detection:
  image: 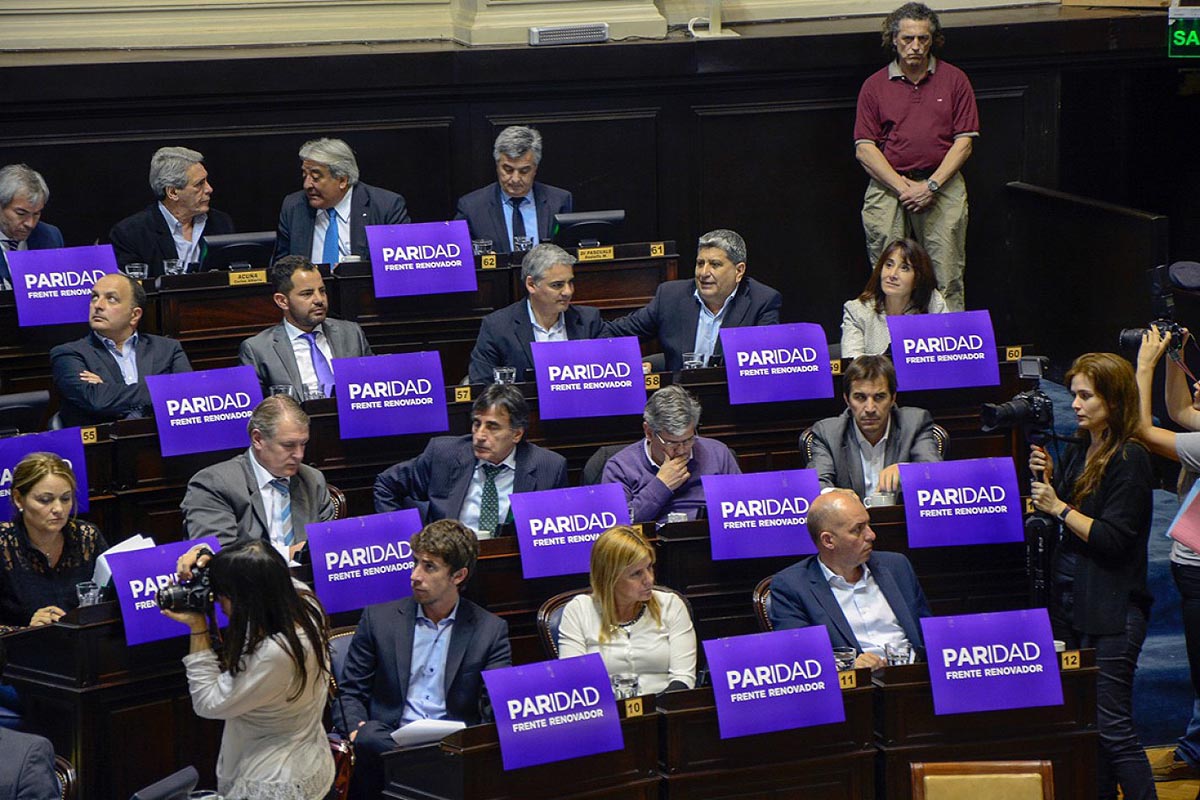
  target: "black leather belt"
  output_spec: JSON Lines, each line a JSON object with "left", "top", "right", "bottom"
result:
{"left": 902, "top": 169, "right": 934, "bottom": 180}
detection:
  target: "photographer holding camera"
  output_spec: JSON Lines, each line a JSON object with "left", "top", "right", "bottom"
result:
{"left": 161, "top": 540, "right": 334, "bottom": 800}
{"left": 1028, "top": 352, "right": 1156, "bottom": 800}
{"left": 1137, "top": 324, "right": 1200, "bottom": 783}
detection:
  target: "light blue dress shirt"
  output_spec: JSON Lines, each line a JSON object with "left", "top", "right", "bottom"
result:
{"left": 94, "top": 330, "right": 140, "bottom": 386}
{"left": 499, "top": 186, "right": 538, "bottom": 250}
{"left": 691, "top": 288, "right": 737, "bottom": 364}
{"left": 458, "top": 448, "right": 518, "bottom": 539}
{"left": 527, "top": 299, "right": 567, "bottom": 342}
{"left": 402, "top": 601, "right": 459, "bottom": 724}
{"left": 311, "top": 188, "right": 353, "bottom": 264}
{"left": 157, "top": 202, "right": 207, "bottom": 268}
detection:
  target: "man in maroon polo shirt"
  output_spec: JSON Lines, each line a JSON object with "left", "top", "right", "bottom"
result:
{"left": 854, "top": 2, "right": 979, "bottom": 312}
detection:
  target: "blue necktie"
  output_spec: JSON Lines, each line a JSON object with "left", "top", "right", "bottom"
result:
{"left": 510, "top": 197, "right": 526, "bottom": 249}
{"left": 322, "top": 208, "right": 340, "bottom": 264}
{"left": 301, "top": 331, "right": 335, "bottom": 396}
{"left": 270, "top": 478, "right": 294, "bottom": 547}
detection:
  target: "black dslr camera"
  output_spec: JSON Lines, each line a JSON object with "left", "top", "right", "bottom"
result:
{"left": 156, "top": 563, "right": 214, "bottom": 614}
{"left": 1117, "top": 319, "right": 1184, "bottom": 357}
{"left": 980, "top": 389, "right": 1054, "bottom": 433}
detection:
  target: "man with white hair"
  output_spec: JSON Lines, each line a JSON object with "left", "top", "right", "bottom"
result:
{"left": 109, "top": 146, "right": 235, "bottom": 275}
{"left": 454, "top": 126, "right": 573, "bottom": 254}
{"left": 273, "top": 137, "right": 410, "bottom": 264}
{"left": 0, "top": 164, "right": 63, "bottom": 291}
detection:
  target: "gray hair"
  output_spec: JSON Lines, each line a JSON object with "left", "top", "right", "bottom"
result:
{"left": 299, "top": 138, "right": 359, "bottom": 185}
{"left": 643, "top": 385, "right": 702, "bottom": 436}
{"left": 0, "top": 164, "right": 49, "bottom": 208}
{"left": 697, "top": 229, "right": 746, "bottom": 266}
{"left": 247, "top": 395, "right": 309, "bottom": 440}
{"left": 493, "top": 126, "right": 543, "bottom": 165}
{"left": 521, "top": 242, "right": 576, "bottom": 284}
{"left": 882, "top": 3, "right": 945, "bottom": 51}
{"left": 149, "top": 147, "right": 204, "bottom": 199}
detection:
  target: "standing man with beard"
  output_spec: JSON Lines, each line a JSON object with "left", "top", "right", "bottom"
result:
{"left": 239, "top": 255, "right": 373, "bottom": 397}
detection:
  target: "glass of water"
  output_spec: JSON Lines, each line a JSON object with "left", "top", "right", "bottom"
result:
{"left": 163, "top": 258, "right": 185, "bottom": 276}
{"left": 76, "top": 581, "right": 101, "bottom": 607}
{"left": 611, "top": 673, "right": 639, "bottom": 700}
{"left": 832, "top": 647, "right": 857, "bottom": 672}
{"left": 125, "top": 263, "right": 149, "bottom": 280}
{"left": 682, "top": 352, "right": 705, "bottom": 369}
{"left": 492, "top": 366, "right": 517, "bottom": 384}
{"left": 885, "top": 640, "right": 914, "bottom": 666}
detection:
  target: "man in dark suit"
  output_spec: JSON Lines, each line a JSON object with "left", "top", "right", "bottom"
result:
{"left": 181, "top": 395, "right": 334, "bottom": 551}
{"left": 454, "top": 125, "right": 572, "bottom": 254}
{"left": 468, "top": 242, "right": 602, "bottom": 384}
{"left": 239, "top": 255, "right": 373, "bottom": 396}
{"left": 108, "top": 146, "right": 235, "bottom": 275}
{"left": 768, "top": 489, "right": 932, "bottom": 668}
{"left": 602, "top": 229, "right": 782, "bottom": 371}
{"left": 808, "top": 354, "right": 940, "bottom": 498}
{"left": 49, "top": 272, "right": 191, "bottom": 427}
{"left": 0, "top": 164, "right": 64, "bottom": 292}
{"left": 335, "top": 519, "right": 511, "bottom": 800}
{"left": 0, "top": 727, "right": 59, "bottom": 800}
{"left": 374, "top": 383, "right": 568, "bottom": 537}
{"left": 273, "top": 137, "right": 410, "bottom": 264}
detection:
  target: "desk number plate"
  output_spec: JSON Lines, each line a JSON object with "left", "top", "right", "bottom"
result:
{"left": 838, "top": 670, "right": 857, "bottom": 689}
{"left": 1060, "top": 650, "right": 1080, "bottom": 671}
{"left": 454, "top": 386, "right": 473, "bottom": 403}
{"left": 80, "top": 427, "right": 98, "bottom": 445}
{"left": 623, "top": 697, "right": 644, "bottom": 717}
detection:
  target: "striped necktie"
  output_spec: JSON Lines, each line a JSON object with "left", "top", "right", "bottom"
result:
{"left": 270, "top": 478, "right": 294, "bottom": 546}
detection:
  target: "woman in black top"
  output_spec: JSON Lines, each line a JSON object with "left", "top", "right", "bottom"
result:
{"left": 1029, "top": 352, "right": 1156, "bottom": 800}
{"left": 0, "top": 452, "right": 107, "bottom": 628}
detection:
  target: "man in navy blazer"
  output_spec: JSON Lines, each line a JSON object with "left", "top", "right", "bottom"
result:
{"left": 50, "top": 273, "right": 191, "bottom": 427}
{"left": 273, "top": 137, "right": 409, "bottom": 264}
{"left": 374, "top": 384, "right": 568, "bottom": 536}
{"left": 108, "top": 146, "right": 235, "bottom": 275}
{"left": 0, "top": 164, "right": 64, "bottom": 291}
{"left": 468, "top": 242, "right": 602, "bottom": 384}
{"left": 454, "top": 126, "right": 572, "bottom": 254}
{"left": 602, "top": 229, "right": 782, "bottom": 371}
{"left": 335, "top": 519, "right": 511, "bottom": 800}
{"left": 0, "top": 727, "right": 59, "bottom": 800}
{"left": 768, "top": 489, "right": 931, "bottom": 669}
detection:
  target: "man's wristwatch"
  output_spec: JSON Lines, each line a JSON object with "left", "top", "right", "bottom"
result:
{"left": 926, "top": 178, "right": 940, "bottom": 193}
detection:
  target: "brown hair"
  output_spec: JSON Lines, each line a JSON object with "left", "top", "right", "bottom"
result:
{"left": 11, "top": 452, "right": 77, "bottom": 520}
{"left": 857, "top": 239, "right": 938, "bottom": 315}
{"left": 1064, "top": 352, "right": 1143, "bottom": 503}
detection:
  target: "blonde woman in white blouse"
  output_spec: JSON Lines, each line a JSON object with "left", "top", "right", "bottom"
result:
{"left": 841, "top": 238, "right": 948, "bottom": 358}
{"left": 164, "top": 540, "right": 334, "bottom": 800}
{"left": 558, "top": 526, "right": 696, "bottom": 694}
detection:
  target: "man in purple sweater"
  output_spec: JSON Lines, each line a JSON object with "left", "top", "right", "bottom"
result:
{"left": 601, "top": 385, "right": 740, "bottom": 523}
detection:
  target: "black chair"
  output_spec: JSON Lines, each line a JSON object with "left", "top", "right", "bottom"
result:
{"left": 204, "top": 231, "right": 277, "bottom": 271}
{"left": 0, "top": 390, "right": 49, "bottom": 437}
{"left": 128, "top": 765, "right": 198, "bottom": 800}
{"left": 535, "top": 585, "right": 696, "bottom": 659}
{"left": 581, "top": 443, "right": 634, "bottom": 485}
{"left": 752, "top": 575, "right": 773, "bottom": 632}
{"left": 53, "top": 755, "right": 77, "bottom": 800}
{"left": 328, "top": 624, "right": 357, "bottom": 690}
{"left": 327, "top": 485, "right": 349, "bottom": 520}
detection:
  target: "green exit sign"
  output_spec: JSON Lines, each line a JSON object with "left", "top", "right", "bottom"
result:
{"left": 1170, "top": 13, "right": 1200, "bottom": 58}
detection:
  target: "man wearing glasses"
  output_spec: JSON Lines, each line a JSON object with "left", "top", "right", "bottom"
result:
{"left": 602, "top": 385, "right": 740, "bottom": 523}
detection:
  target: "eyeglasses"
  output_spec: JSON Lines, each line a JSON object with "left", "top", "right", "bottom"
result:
{"left": 653, "top": 431, "right": 696, "bottom": 451}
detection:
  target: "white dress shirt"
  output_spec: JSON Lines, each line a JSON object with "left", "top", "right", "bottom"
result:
{"left": 527, "top": 300, "right": 567, "bottom": 342}
{"left": 818, "top": 558, "right": 907, "bottom": 657}
{"left": 247, "top": 448, "right": 291, "bottom": 551}
{"left": 157, "top": 202, "right": 207, "bottom": 267}
{"left": 311, "top": 188, "right": 354, "bottom": 264}
{"left": 855, "top": 417, "right": 891, "bottom": 496}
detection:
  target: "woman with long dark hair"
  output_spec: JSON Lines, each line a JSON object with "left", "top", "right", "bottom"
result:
{"left": 164, "top": 540, "right": 334, "bottom": 800}
{"left": 840, "top": 238, "right": 946, "bottom": 358}
{"left": 1029, "top": 352, "right": 1156, "bottom": 800}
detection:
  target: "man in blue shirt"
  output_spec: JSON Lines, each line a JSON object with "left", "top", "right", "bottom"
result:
{"left": 336, "top": 519, "right": 511, "bottom": 800}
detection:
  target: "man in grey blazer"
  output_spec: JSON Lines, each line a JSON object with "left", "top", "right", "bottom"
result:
{"left": 468, "top": 242, "right": 602, "bottom": 384}
{"left": 454, "top": 126, "right": 573, "bottom": 254}
{"left": 50, "top": 272, "right": 192, "bottom": 427}
{"left": 273, "top": 137, "right": 410, "bottom": 264}
{"left": 182, "top": 395, "right": 334, "bottom": 550}
{"left": 335, "top": 519, "right": 510, "bottom": 800}
{"left": 374, "top": 383, "right": 568, "bottom": 537}
{"left": 602, "top": 229, "right": 782, "bottom": 371}
{"left": 239, "top": 255, "right": 373, "bottom": 396}
{"left": 0, "top": 727, "right": 59, "bottom": 800}
{"left": 808, "top": 354, "right": 941, "bottom": 498}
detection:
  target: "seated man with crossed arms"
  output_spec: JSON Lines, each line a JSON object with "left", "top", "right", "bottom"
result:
{"left": 769, "top": 489, "right": 931, "bottom": 668}
{"left": 808, "top": 354, "right": 940, "bottom": 498}
{"left": 239, "top": 255, "right": 373, "bottom": 397}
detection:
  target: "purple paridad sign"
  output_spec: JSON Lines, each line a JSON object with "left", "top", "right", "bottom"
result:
{"left": 334, "top": 352, "right": 448, "bottom": 440}
{"left": 702, "top": 469, "right": 820, "bottom": 560}
{"left": 0, "top": 428, "right": 90, "bottom": 513}
{"left": 921, "top": 608, "right": 1063, "bottom": 716}
{"left": 483, "top": 653, "right": 624, "bottom": 770}
{"left": 719, "top": 324, "right": 834, "bottom": 405}
{"left": 9, "top": 245, "right": 117, "bottom": 327}
{"left": 511, "top": 484, "right": 630, "bottom": 579}
{"left": 898, "top": 457, "right": 1023, "bottom": 548}
{"left": 108, "top": 536, "right": 226, "bottom": 646}
{"left": 366, "top": 220, "right": 477, "bottom": 297}
{"left": 532, "top": 338, "right": 645, "bottom": 420}
{"left": 703, "top": 626, "right": 845, "bottom": 739}
{"left": 887, "top": 310, "right": 999, "bottom": 391}
{"left": 307, "top": 509, "right": 422, "bottom": 614}
{"left": 146, "top": 366, "right": 263, "bottom": 457}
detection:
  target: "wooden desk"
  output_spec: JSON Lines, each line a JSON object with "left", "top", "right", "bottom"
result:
{"left": 657, "top": 678, "right": 875, "bottom": 799}
{"left": 1, "top": 602, "right": 221, "bottom": 799}
{"left": 382, "top": 696, "right": 659, "bottom": 799}
{"left": 872, "top": 651, "right": 1099, "bottom": 799}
